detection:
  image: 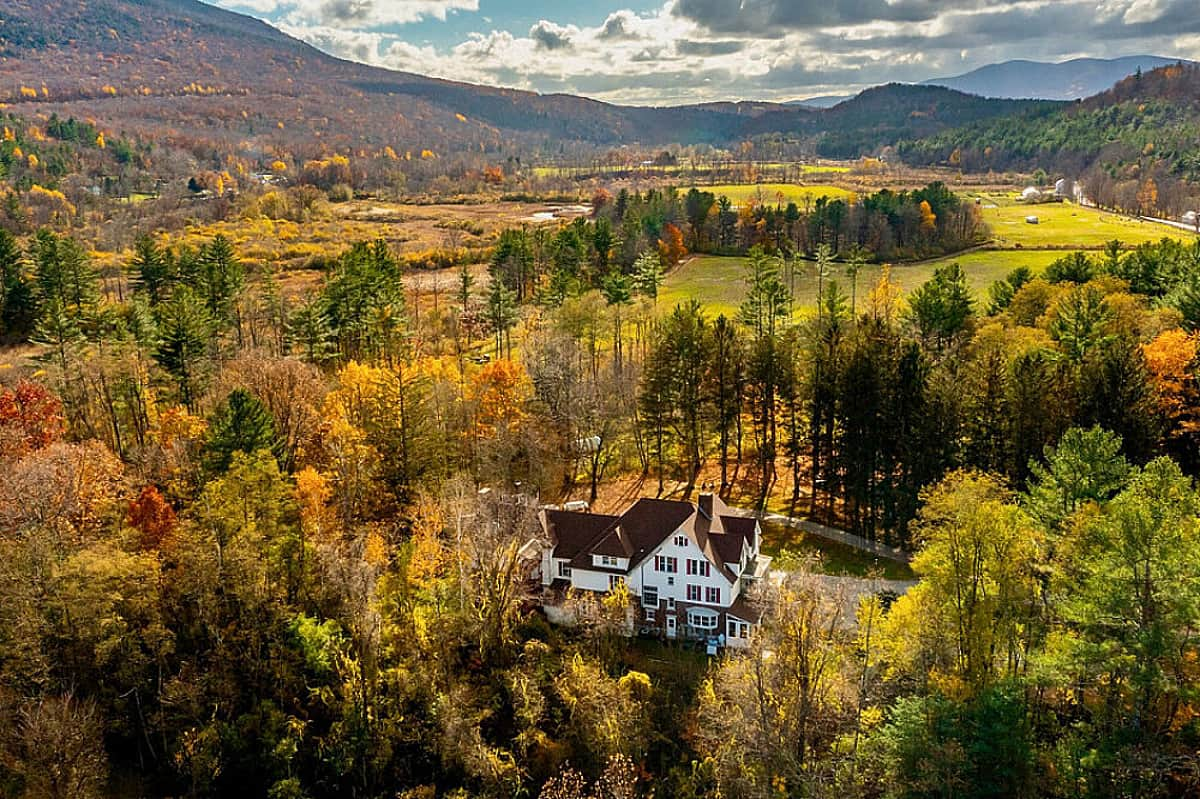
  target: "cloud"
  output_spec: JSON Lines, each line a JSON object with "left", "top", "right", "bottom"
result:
{"left": 530, "top": 20, "right": 575, "bottom": 50}
{"left": 223, "top": 0, "right": 1200, "bottom": 105}
{"left": 211, "top": 0, "right": 479, "bottom": 28}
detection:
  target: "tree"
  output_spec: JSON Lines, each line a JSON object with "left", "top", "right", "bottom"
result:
{"left": 487, "top": 275, "right": 519, "bottom": 359}
{"left": 153, "top": 286, "right": 213, "bottom": 409}
{"left": 657, "top": 223, "right": 687, "bottom": 269}
{"left": 288, "top": 296, "right": 336, "bottom": 363}
{"left": 204, "top": 388, "right": 281, "bottom": 473}
{"left": 705, "top": 315, "right": 744, "bottom": 492}
{"left": 128, "top": 234, "right": 175, "bottom": 305}
{"left": 907, "top": 262, "right": 973, "bottom": 350}
{"left": 0, "top": 227, "right": 37, "bottom": 339}
{"left": 1049, "top": 458, "right": 1200, "bottom": 755}
{"left": 10, "top": 694, "right": 109, "bottom": 799}
{"left": 0, "top": 379, "right": 65, "bottom": 457}
{"left": 888, "top": 471, "right": 1042, "bottom": 691}
{"left": 684, "top": 188, "right": 715, "bottom": 250}
{"left": 631, "top": 251, "right": 664, "bottom": 302}
{"left": 1047, "top": 284, "right": 1112, "bottom": 362}
{"left": 1023, "top": 426, "right": 1130, "bottom": 531}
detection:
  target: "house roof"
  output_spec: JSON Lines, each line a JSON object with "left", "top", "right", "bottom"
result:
{"left": 543, "top": 494, "right": 759, "bottom": 581}
{"left": 541, "top": 509, "right": 619, "bottom": 561}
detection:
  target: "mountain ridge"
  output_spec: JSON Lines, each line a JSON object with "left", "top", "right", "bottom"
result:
{"left": 922, "top": 55, "right": 1191, "bottom": 100}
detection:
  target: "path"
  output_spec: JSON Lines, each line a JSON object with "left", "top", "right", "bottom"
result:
{"left": 727, "top": 506, "right": 914, "bottom": 564}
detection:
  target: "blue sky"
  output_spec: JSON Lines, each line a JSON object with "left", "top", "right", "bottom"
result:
{"left": 204, "top": 0, "right": 1200, "bottom": 105}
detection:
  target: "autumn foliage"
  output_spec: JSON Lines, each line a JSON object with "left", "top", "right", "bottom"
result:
{"left": 127, "top": 485, "right": 177, "bottom": 549}
{"left": 0, "top": 380, "right": 65, "bottom": 457}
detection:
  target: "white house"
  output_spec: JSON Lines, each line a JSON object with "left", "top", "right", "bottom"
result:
{"left": 538, "top": 493, "right": 771, "bottom": 648}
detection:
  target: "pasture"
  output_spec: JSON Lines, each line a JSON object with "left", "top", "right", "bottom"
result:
{"left": 975, "top": 194, "right": 1196, "bottom": 248}
{"left": 659, "top": 250, "right": 1057, "bottom": 317}
{"left": 685, "top": 183, "right": 855, "bottom": 207}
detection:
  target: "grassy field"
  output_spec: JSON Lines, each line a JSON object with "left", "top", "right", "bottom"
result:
{"left": 761, "top": 521, "right": 915, "bottom": 580}
{"left": 976, "top": 195, "right": 1196, "bottom": 248}
{"left": 686, "top": 183, "right": 855, "bottom": 206}
{"left": 659, "top": 251, "right": 1059, "bottom": 317}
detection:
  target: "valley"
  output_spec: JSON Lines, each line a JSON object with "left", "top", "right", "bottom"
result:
{"left": 1, "top": 1, "right": 1200, "bottom": 798}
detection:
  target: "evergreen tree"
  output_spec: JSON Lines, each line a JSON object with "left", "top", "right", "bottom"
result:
{"left": 288, "top": 297, "right": 336, "bottom": 363}
{"left": 0, "top": 228, "right": 36, "bottom": 339}
{"left": 198, "top": 235, "right": 244, "bottom": 326}
{"left": 154, "top": 286, "right": 213, "bottom": 409}
{"left": 205, "top": 388, "right": 281, "bottom": 473}
{"left": 907, "top": 261, "right": 973, "bottom": 350}
{"left": 631, "top": 251, "right": 664, "bottom": 302}
{"left": 129, "top": 234, "right": 175, "bottom": 305}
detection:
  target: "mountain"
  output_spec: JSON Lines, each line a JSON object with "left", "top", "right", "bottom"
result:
{"left": 899, "top": 62, "right": 1200, "bottom": 187}
{"left": 922, "top": 56, "right": 1190, "bottom": 100}
{"left": 786, "top": 95, "right": 853, "bottom": 109}
{"left": 0, "top": 0, "right": 1048, "bottom": 161}
{"left": 813, "top": 84, "right": 1061, "bottom": 159}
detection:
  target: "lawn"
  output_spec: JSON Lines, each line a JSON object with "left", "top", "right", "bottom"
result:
{"left": 659, "top": 250, "right": 1058, "bottom": 317}
{"left": 974, "top": 195, "right": 1196, "bottom": 249}
{"left": 760, "top": 521, "right": 915, "bottom": 580}
{"left": 685, "top": 183, "right": 855, "bottom": 207}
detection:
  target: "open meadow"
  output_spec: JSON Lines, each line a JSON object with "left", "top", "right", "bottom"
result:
{"left": 683, "top": 182, "right": 856, "bottom": 206}
{"left": 661, "top": 191, "right": 1197, "bottom": 316}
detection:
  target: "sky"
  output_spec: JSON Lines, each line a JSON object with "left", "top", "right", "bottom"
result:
{"left": 204, "top": 0, "right": 1200, "bottom": 105}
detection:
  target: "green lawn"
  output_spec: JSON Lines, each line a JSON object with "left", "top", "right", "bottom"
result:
{"left": 973, "top": 195, "right": 1196, "bottom": 248}
{"left": 761, "top": 521, "right": 915, "bottom": 580}
{"left": 660, "top": 250, "right": 1059, "bottom": 317}
{"left": 685, "top": 183, "right": 855, "bottom": 206}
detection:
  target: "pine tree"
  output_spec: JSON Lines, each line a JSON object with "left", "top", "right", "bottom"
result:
{"left": 129, "top": 234, "right": 175, "bottom": 305}
{"left": 154, "top": 286, "right": 213, "bottom": 409}
{"left": 204, "top": 388, "right": 281, "bottom": 473}
{"left": 0, "top": 228, "right": 37, "bottom": 339}
{"left": 288, "top": 297, "right": 335, "bottom": 363}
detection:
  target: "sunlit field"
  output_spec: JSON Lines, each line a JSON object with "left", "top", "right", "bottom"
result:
{"left": 975, "top": 193, "right": 1196, "bottom": 248}
{"left": 684, "top": 183, "right": 855, "bottom": 206}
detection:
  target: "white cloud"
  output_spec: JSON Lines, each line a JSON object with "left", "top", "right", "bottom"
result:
{"left": 220, "top": 0, "right": 1200, "bottom": 104}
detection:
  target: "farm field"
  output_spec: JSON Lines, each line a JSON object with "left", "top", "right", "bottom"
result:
{"left": 685, "top": 183, "right": 855, "bottom": 206}
{"left": 976, "top": 194, "right": 1196, "bottom": 248}
{"left": 659, "top": 250, "right": 1057, "bottom": 317}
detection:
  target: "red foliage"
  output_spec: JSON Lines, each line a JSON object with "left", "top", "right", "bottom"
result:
{"left": 127, "top": 485, "right": 177, "bottom": 550}
{"left": 0, "top": 380, "right": 65, "bottom": 457}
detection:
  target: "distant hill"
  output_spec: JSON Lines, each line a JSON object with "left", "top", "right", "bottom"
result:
{"left": 922, "top": 56, "right": 1190, "bottom": 100}
{"left": 813, "top": 84, "right": 1060, "bottom": 159}
{"left": 899, "top": 63, "right": 1200, "bottom": 195}
{"left": 0, "top": 0, "right": 1050, "bottom": 161}
{"left": 786, "top": 95, "right": 852, "bottom": 109}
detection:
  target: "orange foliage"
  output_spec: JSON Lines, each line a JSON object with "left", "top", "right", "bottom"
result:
{"left": 127, "top": 485, "right": 177, "bottom": 549}
{"left": 919, "top": 200, "right": 937, "bottom": 233}
{"left": 1143, "top": 329, "right": 1200, "bottom": 432}
{"left": 657, "top": 223, "right": 688, "bottom": 269}
{"left": 469, "top": 359, "right": 530, "bottom": 436}
{"left": 0, "top": 380, "right": 65, "bottom": 458}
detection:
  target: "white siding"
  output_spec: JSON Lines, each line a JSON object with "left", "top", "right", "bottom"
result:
{"left": 633, "top": 526, "right": 734, "bottom": 611}
{"left": 570, "top": 567, "right": 620, "bottom": 593}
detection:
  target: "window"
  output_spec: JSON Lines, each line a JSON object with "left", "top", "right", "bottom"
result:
{"left": 686, "top": 584, "right": 701, "bottom": 602}
{"left": 608, "top": 575, "right": 625, "bottom": 590}
{"left": 654, "top": 555, "right": 678, "bottom": 573}
{"left": 728, "top": 619, "right": 749, "bottom": 639}
{"left": 667, "top": 576, "right": 674, "bottom": 586}
{"left": 674, "top": 535, "right": 688, "bottom": 547}
{"left": 557, "top": 561, "right": 572, "bottom": 578}
{"left": 687, "top": 609, "right": 718, "bottom": 630}
{"left": 686, "top": 559, "right": 711, "bottom": 577}
{"left": 599, "top": 554, "right": 619, "bottom": 567}
{"left": 667, "top": 598, "right": 676, "bottom": 610}
{"left": 642, "top": 586, "right": 659, "bottom": 608}
{"left": 705, "top": 586, "right": 721, "bottom": 604}
{"left": 645, "top": 608, "right": 656, "bottom": 622}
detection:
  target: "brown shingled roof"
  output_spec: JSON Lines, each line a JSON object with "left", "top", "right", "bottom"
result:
{"left": 541, "top": 494, "right": 758, "bottom": 581}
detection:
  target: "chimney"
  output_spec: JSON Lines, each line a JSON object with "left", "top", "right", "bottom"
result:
{"left": 698, "top": 491, "right": 714, "bottom": 520}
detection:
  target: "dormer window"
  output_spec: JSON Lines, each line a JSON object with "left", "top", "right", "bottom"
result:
{"left": 599, "top": 555, "right": 618, "bottom": 567}
{"left": 674, "top": 535, "right": 688, "bottom": 547}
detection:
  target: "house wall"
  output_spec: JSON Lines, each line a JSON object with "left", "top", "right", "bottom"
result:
{"left": 631, "top": 527, "right": 735, "bottom": 612}
{"left": 569, "top": 567, "right": 619, "bottom": 593}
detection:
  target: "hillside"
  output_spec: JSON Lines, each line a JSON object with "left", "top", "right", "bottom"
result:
{"left": 0, "top": 0, "right": 1047, "bottom": 163}
{"left": 922, "top": 55, "right": 1188, "bottom": 100}
{"left": 814, "top": 84, "right": 1061, "bottom": 159}
{"left": 898, "top": 62, "right": 1200, "bottom": 208}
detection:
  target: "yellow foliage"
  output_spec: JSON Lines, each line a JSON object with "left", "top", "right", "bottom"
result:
{"left": 271, "top": 159, "right": 288, "bottom": 172}
{"left": 1, "top": 127, "right": 12, "bottom": 142}
{"left": 101, "top": 85, "right": 117, "bottom": 96}
{"left": 455, "top": 113, "right": 468, "bottom": 123}
{"left": 363, "top": 529, "right": 389, "bottom": 567}
{"left": 381, "top": 146, "right": 398, "bottom": 160}
{"left": 469, "top": 359, "right": 531, "bottom": 436}
{"left": 26, "top": 127, "right": 44, "bottom": 142}
{"left": 95, "top": 132, "right": 106, "bottom": 149}
{"left": 19, "top": 86, "right": 37, "bottom": 99}
{"left": 11, "top": 146, "right": 21, "bottom": 158}
{"left": 154, "top": 405, "right": 208, "bottom": 447}
{"left": 420, "top": 149, "right": 436, "bottom": 159}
